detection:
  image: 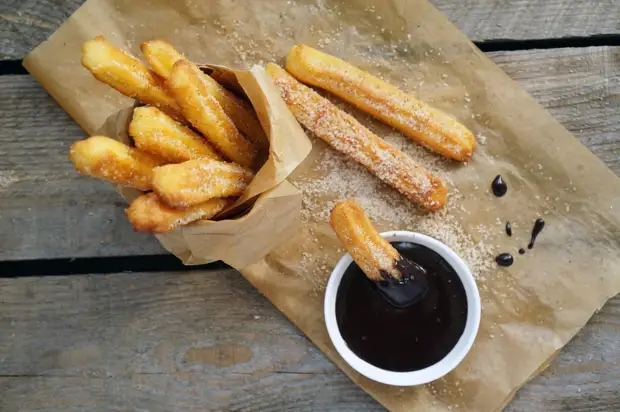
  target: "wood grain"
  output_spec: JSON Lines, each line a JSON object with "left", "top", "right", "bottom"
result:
{"left": 432, "top": 0, "right": 620, "bottom": 43}
{"left": 1, "top": 46, "right": 618, "bottom": 260}
{"left": 0, "top": 270, "right": 618, "bottom": 411}
{"left": 2, "top": 0, "right": 620, "bottom": 60}
{"left": 0, "top": 75, "right": 165, "bottom": 260}
{"left": 0, "top": 270, "right": 382, "bottom": 412}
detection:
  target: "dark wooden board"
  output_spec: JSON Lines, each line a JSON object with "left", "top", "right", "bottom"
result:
{"left": 1, "top": 46, "right": 618, "bottom": 260}
{"left": 1, "top": 0, "right": 620, "bottom": 60}
{"left": 0, "top": 270, "right": 618, "bottom": 411}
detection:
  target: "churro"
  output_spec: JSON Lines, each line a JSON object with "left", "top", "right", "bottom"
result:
{"left": 141, "top": 40, "right": 184, "bottom": 79}
{"left": 266, "top": 63, "right": 447, "bottom": 210}
{"left": 81, "top": 36, "right": 182, "bottom": 121}
{"left": 69, "top": 136, "right": 165, "bottom": 191}
{"left": 152, "top": 158, "right": 254, "bottom": 207}
{"left": 330, "top": 200, "right": 402, "bottom": 281}
{"left": 331, "top": 200, "right": 429, "bottom": 307}
{"left": 285, "top": 44, "right": 475, "bottom": 161}
{"left": 126, "top": 193, "right": 230, "bottom": 233}
{"left": 129, "top": 106, "right": 222, "bottom": 163}
{"left": 142, "top": 40, "right": 266, "bottom": 147}
{"left": 167, "top": 60, "right": 257, "bottom": 168}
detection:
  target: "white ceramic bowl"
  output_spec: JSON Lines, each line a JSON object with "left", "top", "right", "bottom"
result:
{"left": 324, "top": 230, "right": 481, "bottom": 386}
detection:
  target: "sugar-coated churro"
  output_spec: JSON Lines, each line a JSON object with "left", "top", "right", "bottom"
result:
{"left": 330, "top": 200, "right": 402, "bottom": 281}
{"left": 69, "top": 136, "right": 165, "bottom": 191}
{"left": 266, "top": 63, "right": 447, "bottom": 211}
{"left": 167, "top": 60, "right": 257, "bottom": 168}
{"left": 141, "top": 40, "right": 266, "bottom": 147}
{"left": 126, "top": 192, "right": 230, "bottom": 233}
{"left": 152, "top": 157, "right": 254, "bottom": 207}
{"left": 81, "top": 36, "right": 182, "bottom": 121}
{"left": 141, "top": 39, "right": 184, "bottom": 79}
{"left": 285, "top": 44, "right": 475, "bottom": 161}
{"left": 129, "top": 106, "right": 222, "bottom": 163}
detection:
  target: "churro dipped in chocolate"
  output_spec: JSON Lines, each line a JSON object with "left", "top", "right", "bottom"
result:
{"left": 266, "top": 63, "right": 447, "bottom": 211}
{"left": 330, "top": 200, "right": 428, "bottom": 307}
{"left": 285, "top": 45, "right": 475, "bottom": 161}
{"left": 129, "top": 106, "right": 222, "bottom": 163}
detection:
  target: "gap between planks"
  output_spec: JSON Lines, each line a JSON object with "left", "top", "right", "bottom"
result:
{"left": 3, "top": 35, "right": 620, "bottom": 76}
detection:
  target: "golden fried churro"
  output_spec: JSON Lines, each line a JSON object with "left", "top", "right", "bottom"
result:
{"left": 330, "top": 200, "right": 402, "bottom": 281}
{"left": 126, "top": 193, "right": 230, "bottom": 233}
{"left": 285, "top": 45, "right": 475, "bottom": 161}
{"left": 152, "top": 158, "right": 254, "bottom": 207}
{"left": 167, "top": 60, "right": 257, "bottom": 168}
{"left": 142, "top": 40, "right": 267, "bottom": 146}
{"left": 81, "top": 36, "right": 182, "bottom": 121}
{"left": 142, "top": 39, "right": 266, "bottom": 145}
{"left": 69, "top": 136, "right": 165, "bottom": 191}
{"left": 141, "top": 40, "right": 184, "bottom": 79}
{"left": 266, "top": 63, "right": 447, "bottom": 210}
{"left": 129, "top": 106, "right": 222, "bottom": 163}
{"left": 330, "top": 200, "right": 429, "bottom": 307}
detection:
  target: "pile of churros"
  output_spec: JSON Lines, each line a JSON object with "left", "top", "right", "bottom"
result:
{"left": 70, "top": 37, "right": 264, "bottom": 233}
{"left": 266, "top": 44, "right": 476, "bottom": 211}
{"left": 70, "top": 37, "right": 475, "bottom": 234}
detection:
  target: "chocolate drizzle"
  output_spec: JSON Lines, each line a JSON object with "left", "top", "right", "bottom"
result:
{"left": 519, "top": 248, "right": 526, "bottom": 255}
{"left": 377, "top": 257, "right": 428, "bottom": 308}
{"left": 528, "top": 218, "right": 545, "bottom": 249}
{"left": 505, "top": 222, "right": 512, "bottom": 237}
{"left": 495, "top": 253, "right": 514, "bottom": 267}
{"left": 491, "top": 175, "right": 507, "bottom": 197}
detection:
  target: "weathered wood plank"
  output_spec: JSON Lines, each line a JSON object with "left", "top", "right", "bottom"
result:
{"left": 2, "top": 0, "right": 620, "bottom": 60}
{"left": 432, "top": 0, "right": 620, "bottom": 43}
{"left": 0, "top": 270, "right": 619, "bottom": 411}
{"left": 1, "top": 46, "right": 618, "bottom": 261}
{"left": 0, "top": 75, "right": 165, "bottom": 260}
{"left": 507, "top": 296, "right": 620, "bottom": 411}
{"left": 0, "top": 270, "right": 382, "bottom": 411}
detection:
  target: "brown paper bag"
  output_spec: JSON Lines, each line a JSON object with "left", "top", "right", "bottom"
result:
{"left": 91, "top": 62, "right": 312, "bottom": 269}
{"left": 23, "top": 0, "right": 620, "bottom": 411}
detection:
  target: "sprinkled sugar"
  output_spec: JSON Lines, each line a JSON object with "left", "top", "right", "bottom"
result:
{"left": 295, "top": 142, "right": 495, "bottom": 279}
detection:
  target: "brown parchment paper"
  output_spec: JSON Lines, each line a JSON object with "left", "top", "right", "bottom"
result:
{"left": 24, "top": 0, "right": 620, "bottom": 411}
{"left": 97, "top": 101, "right": 309, "bottom": 269}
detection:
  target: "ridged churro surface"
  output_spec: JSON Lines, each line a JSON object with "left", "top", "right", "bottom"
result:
{"left": 81, "top": 36, "right": 182, "bottom": 121}
{"left": 129, "top": 106, "right": 221, "bottom": 163}
{"left": 152, "top": 158, "right": 253, "bottom": 207}
{"left": 69, "top": 135, "right": 164, "bottom": 191}
{"left": 167, "top": 60, "right": 257, "bottom": 168}
{"left": 127, "top": 193, "right": 230, "bottom": 233}
{"left": 142, "top": 40, "right": 266, "bottom": 147}
{"left": 285, "top": 45, "right": 475, "bottom": 161}
{"left": 266, "top": 63, "right": 447, "bottom": 211}
{"left": 330, "top": 200, "right": 401, "bottom": 281}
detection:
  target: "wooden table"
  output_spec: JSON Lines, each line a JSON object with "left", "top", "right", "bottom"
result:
{"left": 1, "top": 1, "right": 619, "bottom": 410}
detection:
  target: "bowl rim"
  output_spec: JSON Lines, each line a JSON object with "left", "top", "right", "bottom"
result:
{"left": 324, "top": 230, "right": 481, "bottom": 386}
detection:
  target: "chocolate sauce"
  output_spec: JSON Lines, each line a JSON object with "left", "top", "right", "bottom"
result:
{"left": 491, "top": 175, "right": 507, "bottom": 197}
{"left": 376, "top": 257, "right": 428, "bottom": 308}
{"left": 495, "top": 253, "right": 514, "bottom": 267}
{"left": 528, "top": 218, "right": 545, "bottom": 249}
{"left": 519, "top": 248, "right": 526, "bottom": 255}
{"left": 505, "top": 222, "right": 512, "bottom": 237}
{"left": 335, "top": 242, "right": 468, "bottom": 372}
